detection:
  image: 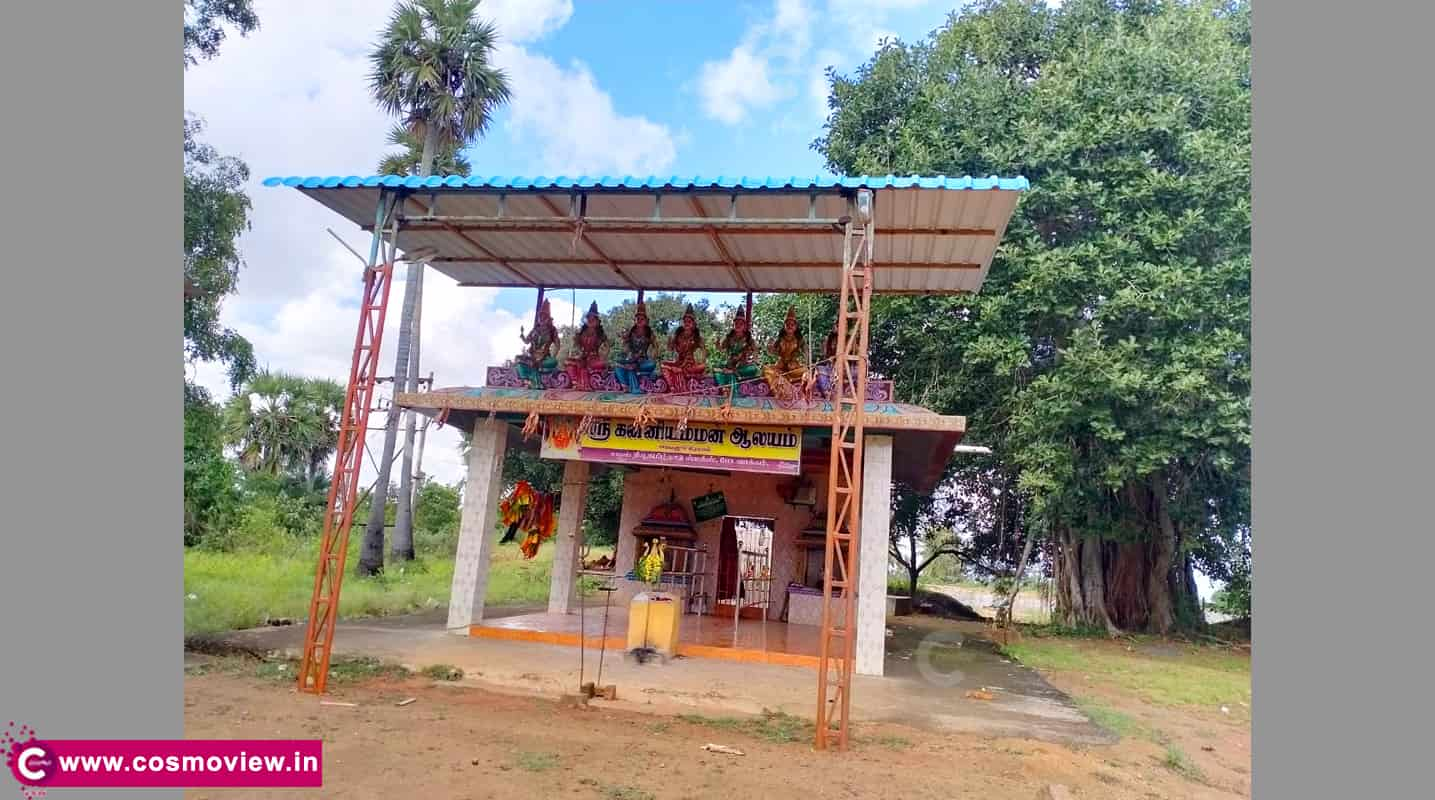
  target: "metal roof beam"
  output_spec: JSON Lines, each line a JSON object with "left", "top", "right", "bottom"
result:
{"left": 401, "top": 195, "right": 537, "bottom": 285}
{"left": 384, "top": 221, "right": 997, "bottom": 237}
{"left": 451, "top": 281, "right": 974, "bottom": 295}
{"left": 431, "top": 257, "right": 981, "bottom": 270}
{"left": 537, "top": 196, "right": 639, "bottom": 289}
{"left": 689, "top": 195, "right": 749, "bottom": 291}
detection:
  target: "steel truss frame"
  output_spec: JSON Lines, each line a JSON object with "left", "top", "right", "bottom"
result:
{"left": 815, "top": 189, "right": 875, "bottom": 751}
{"left": 297, "top": 190, "right": 401, "bottom": 694}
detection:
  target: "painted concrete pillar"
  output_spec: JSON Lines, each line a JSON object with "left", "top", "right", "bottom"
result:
{"left": 446, "top": 416, "right": 509, "bottom": 633}
{"left": 855, "top": 434, "right": 894, "bottom": 676}
{"left": 547, "top": 460, "right": 591, "bottom": 614}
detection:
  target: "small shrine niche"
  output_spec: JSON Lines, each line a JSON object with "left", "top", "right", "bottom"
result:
{"left": 630, "top": 490, "right": 697, "bottom": 543}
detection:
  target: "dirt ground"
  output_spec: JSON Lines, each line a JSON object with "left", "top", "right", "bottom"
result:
{"left": 184, "top": 663, "right": 1247, "bottom": 800}
{"left": 1014, "top": 638, "right": 1252, "bottom": 798}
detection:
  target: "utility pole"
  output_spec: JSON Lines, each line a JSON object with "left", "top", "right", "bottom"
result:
{"left": 412, "top": 370, "right": 434, "bottom": 505}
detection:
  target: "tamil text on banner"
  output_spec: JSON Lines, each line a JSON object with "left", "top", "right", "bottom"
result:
{"left": 540, "top": 416, "right": 801, "bottom": 475}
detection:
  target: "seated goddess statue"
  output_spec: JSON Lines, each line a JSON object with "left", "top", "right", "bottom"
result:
{"left": 564, "top": 301, "right": 609, "bottom": 391}
{"left": 762, "top": 305, "right": 809, "bottom": 400}
{"left": 660, "top": 304, "right": 709, "bottom": 393}
{"left": 514, "top": 299, "right": 559, "bottom": 389}
{"left": 714, "top": 306, "right": 759, "bottom": 399}
{"left": 613, "top": 301, "right": 657, "bottom": 393}
{"left": 814, "top": 320, "right": 843, "bottom": 398}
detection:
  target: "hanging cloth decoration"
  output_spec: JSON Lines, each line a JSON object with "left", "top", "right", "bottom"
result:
{"left": 497, "top": 480, "right": 558, "bottom": 559}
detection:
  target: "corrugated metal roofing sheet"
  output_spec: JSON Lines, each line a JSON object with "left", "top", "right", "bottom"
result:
{"left": 264, "top": 174, "right": 1028, "bottom": 295}
{"left": 262, "top": 174, "right": 1030, "bottom": 191}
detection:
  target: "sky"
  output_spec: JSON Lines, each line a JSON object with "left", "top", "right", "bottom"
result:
{"left": 184, "top": 0, "right": 967, "bottom": 488}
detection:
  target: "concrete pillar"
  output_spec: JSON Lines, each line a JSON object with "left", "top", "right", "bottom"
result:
{"left": 855, "top": 434, "right": 893, "bottom": 676}
{"left": 547, "top": 460, "right": 591, "bottom": 614}
{"left": 446, "top": 416, "right": 509, "bottom": 633}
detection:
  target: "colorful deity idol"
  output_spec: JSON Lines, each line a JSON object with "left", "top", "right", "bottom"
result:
{"left": 515, "top": 299, "right": 560, "bottom": 388}
{"left": 660, "top": 304, "right": 708, "bottom": 392}
{"left": 814, "top": 319, "right": 842, "bottom": 397}
{"left": 613, "top": 301, "right": 657, "bottom": 393}
{"left": 714, "top": 306, "right": 759, "bottom": 399}
{"left": 762, "top": 305, "right": 808, "bottom": 398}
{"left": 565, "top": 301, "right": 609, "bottom": 391}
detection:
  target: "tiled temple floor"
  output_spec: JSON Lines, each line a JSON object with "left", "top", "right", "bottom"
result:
{"left": 471, "top": 610, "right": 823, "bottom": 668}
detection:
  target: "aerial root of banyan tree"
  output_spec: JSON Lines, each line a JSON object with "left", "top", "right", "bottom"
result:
{"left": 1050, "top": 480, "right": 1206, "bottom": 636}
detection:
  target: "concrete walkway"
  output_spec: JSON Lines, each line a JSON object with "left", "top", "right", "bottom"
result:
{"left": 203, "top": 608, "right": 1111, "bottom": 747}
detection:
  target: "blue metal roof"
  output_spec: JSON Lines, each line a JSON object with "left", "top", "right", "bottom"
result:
{"left": 261, "top": 174, "right": 1030, "bottom": 192}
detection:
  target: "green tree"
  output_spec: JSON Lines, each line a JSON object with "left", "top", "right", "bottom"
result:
{"left": 604, "top": 293, "right": 724, "bottom": 365}
{"left": 376, "top": 124, "right": 473, "bottom": 177}
{"left": 184, "top": 117, "right": 256, "bottom": 392}
{"left": 363, "top": 0, "right": 513, "bottom": 572}
{"left": 183, "top": 2, "right": 258, "bottom": 394}
{"left": 816, "top": 0, "right": 1251, "bottom": 634}
{"left": 184, "top": 2, "right": 258, "bottom": 548}
{"left": 184, "top": 0, "right": 259, "bottom": 67}
{"left": 223, "top": 371, "right": 345, "bottom": 480}
{"left": 184, "top": 384, "right": 241, "bottom": 546}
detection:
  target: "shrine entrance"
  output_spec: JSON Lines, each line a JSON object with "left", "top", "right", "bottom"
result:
{"left": 715, "top": 516, "right": 775, "bottom": 622}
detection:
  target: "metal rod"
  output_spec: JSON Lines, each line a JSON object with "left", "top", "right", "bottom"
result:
{"left": 431, "top": 256, "right": 982, "bottom": 270}
{"left": 327, "top": 228, "right": 368, "bottom": 267}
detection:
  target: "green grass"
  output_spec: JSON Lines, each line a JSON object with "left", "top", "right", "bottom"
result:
{"left": 1076, "top": 700, "right": 1142, "bottom": 738}
{"left": 183, "top": 540, "right": 610, "bottom": 635}
{"left": 1003, "top": 636, "right": 1251, "bottom": 709}
{"left": 514, "top": 752, "right": 558, "bottom": 773}
{"left": 869, "top": 734, "right": 913, "bottom": 750}
{"left": 1162, "top": 744, "right": 1206, "bottom": 782}
{"left": 420, "top": 664, "right": 464, "bottom": 681}
{"left": 598, "top": 786, "right": 655, "bottom": 800}
{"left": 677, "top": 710, "right": 813, "bottom": 744}
{"left": 198, "top": 654, "right": 411, "bottom": 685}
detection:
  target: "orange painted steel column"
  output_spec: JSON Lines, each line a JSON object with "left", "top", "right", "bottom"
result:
{"left": 815, "top": 190, "right": 874, "bottom": 750}
{"left": 297, "top": 192, "right": 397, "bottom": 694}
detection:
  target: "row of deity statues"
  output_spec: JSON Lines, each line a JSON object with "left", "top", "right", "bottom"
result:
{"left": 510, "top": 299, "right": 851, "bottom": 399}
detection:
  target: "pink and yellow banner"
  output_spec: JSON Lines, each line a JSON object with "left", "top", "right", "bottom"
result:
{"left": 540, "top": 416, "right": 802, "bottom": 475}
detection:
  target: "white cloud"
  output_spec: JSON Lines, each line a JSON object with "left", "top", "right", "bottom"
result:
{"left": 497, "top": 46, "right": 678, "bottom": 175}
{"left": 481, "top": 0, "right": 574, "bottom": 44}
{"left": 697, "top": 0, "right": 947, "bottom": 128}
{"left": 193, "top": 264, "right": 576, "bottom": 486}
{"left": 698, "top": 45, "right": 784, "bottom": 125}
{"left": 183, "top": 0, "right": 668, "bottom": 484}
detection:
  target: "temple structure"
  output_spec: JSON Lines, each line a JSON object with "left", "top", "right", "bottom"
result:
{"left": 264, "top": 173, "right": 1027, "bottom": 749}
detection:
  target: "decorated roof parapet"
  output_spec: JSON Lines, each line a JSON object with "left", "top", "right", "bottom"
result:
{"left": 395, "top": 386, "right": 965, "bottom": 434}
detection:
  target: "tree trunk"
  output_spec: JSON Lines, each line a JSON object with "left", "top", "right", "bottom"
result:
{"left": 380, "top": 124, "right": 439, "bottom": 566}
{"left": 1079, "top": 534, "right": 1122, "bottom": 635}
{"left": 908, "top": 531, "right": 920, "bottom": 600}
{"left": 1003, "top": 530, "right": 1037, "bottom": 627}
{"left": 391, "top": 265, "right": 423, "bottom": 561}
{"left": 357, "top": 265, "right": 419, "bottom": 575}
{"left": 1147, "top": 474, "right": 1178, "bottom": 634}
{"left": 418, "top": 126, "right": 437, "bottom": 178}
{"left": 1047, "top": 478, "right": 1208, "bottom": 635}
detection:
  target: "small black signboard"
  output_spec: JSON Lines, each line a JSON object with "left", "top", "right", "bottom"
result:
{"left": 691, "top": 491, "right": 728, "bottom": 523}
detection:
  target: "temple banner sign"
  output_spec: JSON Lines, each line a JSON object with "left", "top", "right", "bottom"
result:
{"left": 540, "top": 416, "right": 802, "bottom": 475}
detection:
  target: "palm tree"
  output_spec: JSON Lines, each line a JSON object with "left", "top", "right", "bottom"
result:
{"left": 223, "top": 372, "right": 344, "bottom": 479}
{"left": 361, "top": 0, "right": 511, "bottom": 574}
{"left": 376, "top": 124, "right": 472, "bottom": 177}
